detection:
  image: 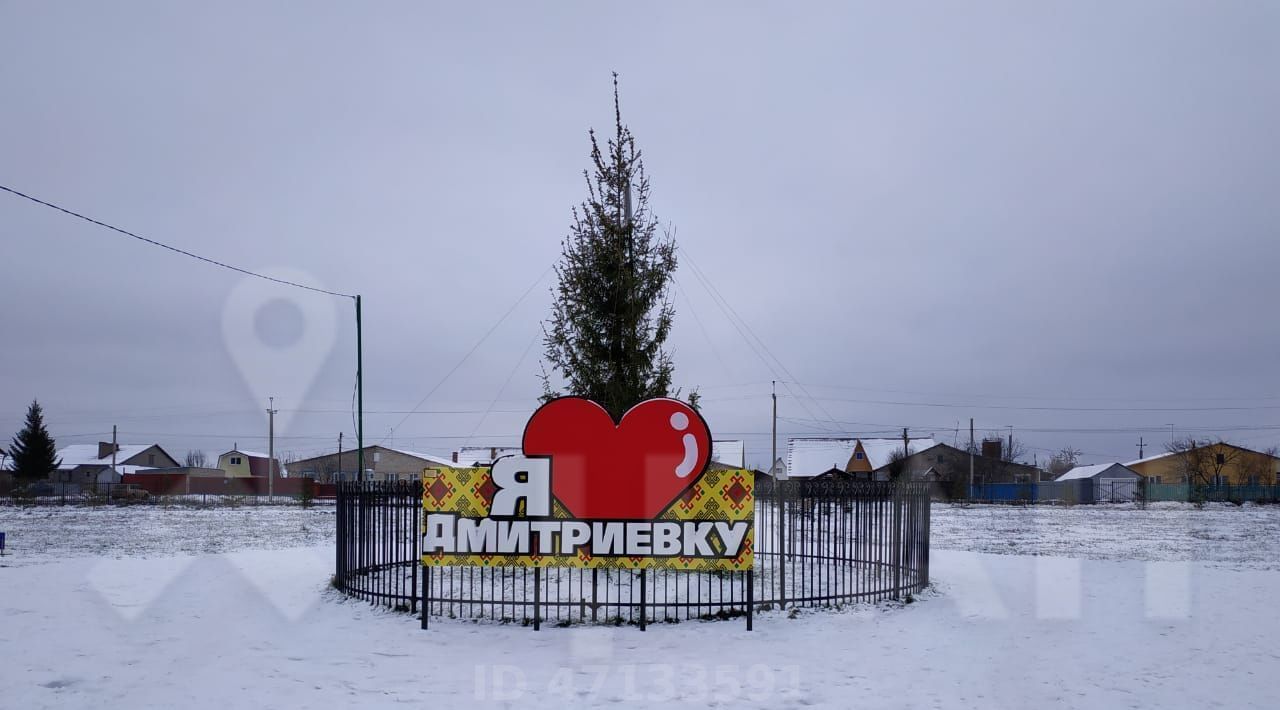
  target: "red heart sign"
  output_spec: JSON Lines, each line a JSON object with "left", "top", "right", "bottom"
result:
{"left": 522, "top": 397, "right": 712, "bottom": 520}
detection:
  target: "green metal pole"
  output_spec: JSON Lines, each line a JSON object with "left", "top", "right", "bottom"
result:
{"left": 356, "top": 295, "right": 364, "bottom": 481}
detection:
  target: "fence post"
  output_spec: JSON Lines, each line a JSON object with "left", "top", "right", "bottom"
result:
{"left": 421, "top": 565, "right": 430, "bottom": 630}
{"left": 891, "top": 483, "right": 902, "bottom": 598}
{"left": 591, "top": 568, "right": 599, "bottom": 623}
{"left": 639, "top": 568, "right": 647, "bottom": 631}
{"left": 533, "top": 566, "right": 541, "bottom": 631}
{"left": 778, "top": 481, "right": 787, "bottom": 609}
{"left": 746, "top": 569, "right": 754, "bottom": 631}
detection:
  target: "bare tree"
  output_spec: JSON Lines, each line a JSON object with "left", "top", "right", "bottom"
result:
{"left": 184, "top": 449, "right": 207, "bottom": 468}
{"left": 970, "top": 435, "right": 1028, "bottom": 464}
{"left": 1045, "top": 446, "right": 1082, "bottom": 479}
{"left": 883, "top": 447, "right": 911, "bottom": 482}
{"left": 1165, "top": 437, "right": 1244, "bottom": 486}
{"left": 1236, "top": 445, "right": 1278, "bottom": 486}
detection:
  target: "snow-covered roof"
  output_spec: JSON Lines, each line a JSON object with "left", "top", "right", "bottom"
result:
{"left": 712, "top": 440, "right": 745, "bottom": 468}
{"left": 114, "top": 465, "right": 156, "bottom": 475}
{"left": 787, "top": 439, "right": 857, "bottom": 477}
{"left": 1125, "top": 451, "right": 1175, "bottom": 466}
{"left": 55, "top": 444, "right": 156, "bottom": 470}
{"left": 381, "top": 446, "right": 457, "bottom": 468}
{"left": 786, "top": 437, "right": 938, "bottom": 477}
{"left": 222, "top": 449, "right": 272, "bottom": 460}
{"left": 863, "top": 438, "right": 937, "bottom": 470}
{"left": 454, "top": 446, "right": 522, "bottom": 466}
{"left": 1057, "top": 463, "right": 1139, "bottom": 481}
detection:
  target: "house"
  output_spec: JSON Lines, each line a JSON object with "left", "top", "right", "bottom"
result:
{"left": 1126, "top": 443, "right": 1280, "bottom": 486}
{"left": 767, "top": 457, "right": 787, "bottom": 479}
{"left": 869, "top": 442, "right": 1043, "bottom": 498}
{"left": 1056, "top": 463, "right": 1142, "bottom": 502}
{"left": 217, "top": 449, "right": 282, "bottom": 479}
{"left": 711, "top": 440, "right": 746, "bottom": 469}
{"left": 52, "top": 442, "right": 178, "bottom": 485}
{"left": 786, "top": 437, "right": 938, "bottom": 480}
{"left": 288, "top": 445, "right": 456, "bottom": 483}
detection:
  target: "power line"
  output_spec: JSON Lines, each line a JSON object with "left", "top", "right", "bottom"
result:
{"left": 379, "top": 265, "right": 553, "bottom": 443}
{"left": 0, "top": 184, "right": 355, "bottom": 299}
{"left": 786, "top": 394, "right": 1280, "bottom": 413}
{"left": 782, "top": 380, "right": 1280, "bottom": 405}
{"left": 677, "top": 246, "right": 840, "bottom": 432}
{"left": 464, "top": 327, "right": 541, "bottom": 449}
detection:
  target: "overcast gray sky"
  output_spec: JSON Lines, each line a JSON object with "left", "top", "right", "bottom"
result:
{"left": 2, "top": 1, "right": 1277, "bottom": 468}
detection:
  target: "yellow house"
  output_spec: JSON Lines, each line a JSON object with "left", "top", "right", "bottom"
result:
{"left": 216, "top": 448, "right": 277, "bottom": 478}
{"left": 1127, "top": 442, "right": 1280, "bottom": 486}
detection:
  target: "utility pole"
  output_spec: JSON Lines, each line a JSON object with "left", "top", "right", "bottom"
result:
{"left": 1007, "top": 425, "right": 1014, "bottom": 462}
{"left": 356, "top": 296, "right": 364, "bottom": 483}
{"left": 111, "top": 424, "right": 117, "bottom": 494}
{"left": 902, "top": 427, "right": 910, "bottom": 454}
{"left": 773, "top": 379, "right": 785, "bottom": 608}
{"left": 1138, "top": 436, "right": 1145, "bottom": 460}
{"left": 771, "top": 381, "right": 777, "bottom": 477}
{"left": 338, "top": 431, "right": 344, "bottom": 483}
{"left": 968, "top": 418, "right": 975, "bottom": 497}
{"left": 267, "top": 397, "right": 277, "bottom": 499}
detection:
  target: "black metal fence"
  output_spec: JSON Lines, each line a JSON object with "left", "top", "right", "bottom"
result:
{"left": 334, "top": 479, "right": 931, "bottom": 629}
{"left": 0, "top": 480, "right": 317, "bottom": 507}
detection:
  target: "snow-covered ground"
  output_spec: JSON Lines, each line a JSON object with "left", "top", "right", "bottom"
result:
{"left": 1, "top": 503, "right": 1277, "bottom": 708}
{"left": 931, "top": 501, "right": 1280, "bottom": 570}
{"left": 0, "top": 504, "right": 334, "bottom": 566}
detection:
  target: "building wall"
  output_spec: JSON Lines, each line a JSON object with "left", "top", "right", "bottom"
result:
{"left": 892, "top": 444, "right": 1039, "bottom": 484}
{"left": 846, "top": 442, "right": 872, "bottom": 474}
{"left": 217, "top": 452, "right": 258, "bottom": 478}
{"left": 1130, "top": 444, "right": 1280, "bottom": 485}
{"left": 119, "top": 445, "right": 179, "bottom": 469}
{"left": 290, "top": 446, "right": 448, "bottom": 483}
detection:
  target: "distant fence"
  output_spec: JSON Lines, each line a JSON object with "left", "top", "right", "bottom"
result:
{"left": 1, "top": 477, "right": 333, "bottom": 505}
{"left": 1142, "top": 483, "right": 1280, "bottom": 504}
{"left": 335, "top": 479, "right": 931, "bottom": 628}
{"left": 969, "top": 481, "right": 1280, "bottom": 505}
{"left": 969, "top": 480, "right": 1096, "bottom": 504}
{"left": 122, "top": 473, "right": 335, "bottom": 499}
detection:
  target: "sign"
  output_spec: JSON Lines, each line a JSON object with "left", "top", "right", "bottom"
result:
{"left": 422, "top": 397, "right": 753, "bottom": 571}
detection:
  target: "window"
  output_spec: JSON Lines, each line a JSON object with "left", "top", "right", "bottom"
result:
{"left": 1215, "top": 453, "right": 1225, "bottom": 465}
{"left": 1149, "top": 476, "right": 1162, "bottom": 484}
{"left": 854, "top": 452, "right": 864, "bottom": 460}
{"left": 230, "top": 456, "right": 241, "bottom": 465}
{"left": 148, "top": 454, "right": 155, "bottom": 466}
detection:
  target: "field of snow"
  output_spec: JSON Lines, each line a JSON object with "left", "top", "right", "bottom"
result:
{"left": 0, "top": 504, "right": 334, "bottom": 566}
{"left": 1, "top": 503, "right": 1277, "bottom": 708}
{"left": 931, "top": 501, "right": 1280, "bottom": 570}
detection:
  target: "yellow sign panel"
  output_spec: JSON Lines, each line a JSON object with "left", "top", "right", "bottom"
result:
{"left": 421, "top": 466, "right": 754, "bottom": 571}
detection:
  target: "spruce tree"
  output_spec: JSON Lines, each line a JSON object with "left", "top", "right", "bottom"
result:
{"left": 8, "top": 399, "right": 60, "bottom": 483}
{"left": 542, "top": 75, "right": 692, "bottom": 419}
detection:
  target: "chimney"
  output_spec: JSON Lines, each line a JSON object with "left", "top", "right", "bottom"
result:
{"left": 981, "top": 439, "right": 1003, "bottom": 460}
{"left": 451, "top": 451, "right": 458, "bottom": 463}
{"left": 98, "top": 441, "right": 118, "bottom": 459}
